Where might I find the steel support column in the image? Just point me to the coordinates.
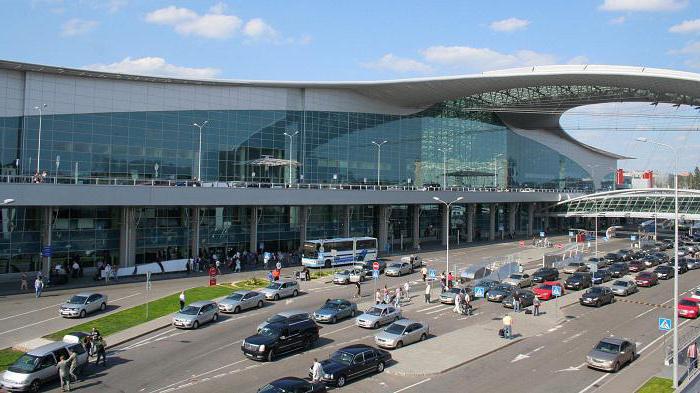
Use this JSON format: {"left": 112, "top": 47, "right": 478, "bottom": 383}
{"left": 249, "top": 207, "right": 258, "bottom": 253}
{"left": 412, "top": 204, "right": 420, "bottom": 249}
{"left": 467, "top": 204, "right": 475, "bottom": 242}
{"left": 489, "top": 204, "right": 496, "bottom": 241}
{"left": 119, "top": 207, "right": 136, "bottom": 267}
{"left": 441, "top": 204, "right": 449, "bottom": 246}
{"left": 527, "top": 203, "right": 535, "bottom": 237}
{"left": 191, "top": 207, "right": 200, "bottom": 259}
{"left": 377, "top": 206, "right": 389, "bottom": 254}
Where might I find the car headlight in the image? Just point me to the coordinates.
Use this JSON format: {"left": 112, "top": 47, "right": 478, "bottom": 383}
{"left": 324, "top": 373, "right": 333, "bottom": 379}
{"left": 258, "top": 345, "right": 265, "bottom": 352}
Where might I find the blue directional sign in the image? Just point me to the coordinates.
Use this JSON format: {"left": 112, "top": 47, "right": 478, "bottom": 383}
{"left": 372, "top": 270, "right": 379, "bottom": 280}
{"left": 428, "top": 268, "right": 437, "bottom": 279}
{"left": 630, "top": 235, "right": 637, "bottom": 241}
{"left": 540, "top": 231, "right": 545, "bottom": 238}
{"left": 659, "top": 317, "right": 672, "bottom": 331}
{"left": 551, "top": 285, "right": 562, "bottom": 297}
{"left": 569, "top": 231, "right": 574, "bottom": 237}
{"left": 41, "top": 246, "right": 53, "bottom": 257}
{"left": 474, "top": 286, "right": 485, "bottom": 298}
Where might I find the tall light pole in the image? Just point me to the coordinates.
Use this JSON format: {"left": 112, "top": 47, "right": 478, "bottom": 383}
{"left": 283, "top": 130, "right": 299, "bottom": 186}
{"left": 636, "top": 136, "right": 679, "bottom": 389}
{"left": 371, "top": 140, "right": 387, "bottom": 186}
{"left": 34, "top": 104, "right": 47, "bottom": 174}
{"left": 437, "top": 148, "right": 450, "bottom": 189}
{"left": 433, "top": 196, "right": 463, "bottom": 280}
{"left": 193, "top": 121, "right": 208, "bottom": 181}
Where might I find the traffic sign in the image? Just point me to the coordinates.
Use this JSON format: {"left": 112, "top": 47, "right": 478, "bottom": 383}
{"left": 630, "top": 235, "right": 637, "bottom": 241}
{"left": 372, "top": 261, "right": 380, "bottom": 271}
{"left": 41, "top": 246, "right": 53, "bottom": 257}
{"left": 428, "top": 268, "right": 437, "bottom": 279}
{"left": 540, "top": 231, "right": 545, "bottom": 238}
{"left": 372, "top": 270, "right": 379, "bottom": 280}
{"left": 474, "top": 286, "right": 485, "bottom": 298}
{"left": 659, "top": 317, "right": 672, "bottom": 331}
{"left": 569, "top": 231, "right": 574, "bottom": 237}
{"left": 555, "top": 243, "right": 563, "bottom": 249}
{"left": 552, "top": 285, "right": 562, "bottom": 297}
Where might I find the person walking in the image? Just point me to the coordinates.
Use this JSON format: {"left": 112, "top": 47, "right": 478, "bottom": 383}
{"left": 375, "top": 289, "right": 382, "bottom": 305}
{"left": 83, "top": 336, "right": 93, "bottom": 358}
{"left": 533, "top": 297, "right": 541, "bottom": 316}
{"left": 94, "top": 336, "right": 107, "bottom": 366}
{"left": 502, "top": 314, "right": 513, "bottom": 339}
{"left": 513, "top": 294, "right": 521, "bottom": 313}
{"left": 394, "top": 287, "right": 401, "bottom": 308}
{"left": 403, "top": 281, "right": 410, "bottom": 301}
{"left": 424, "top": 283, "right": 431, "bottom": 303}
{"left": 267, "top": 270, "right": 273, "bottom": 284}
{"left": 421, "top": 266, "right": 427, "bottom": 281}
{"left": 235, "top": 258, "right": 241, "bottom": 273}
{"left": 186, "top": 258, "right": 192, "bottom": 275}
{"left": 67, "top": 349, "right": 78, "bottom": 383}
{"left": 57, "top": 355, "right": 71, "bottom": 391}
{"left": 447, "top": 272, "right": 454, "bottom": 289}
{"left": 688, "top": 341, "right": 698, "bottom": 370}
{"left": 179, "top": 291, "right": 186, "bottom": 311}
{"left": 20, "top": 273, "right": 28, "bottom": 291}
{"left": 34, "top": 277, "right": 44, "bottom": 298}
{"left": 453, "top": 292, "right": 463, "bottom": 313}
{"left": 354, "top": 281, "right": 361, "bottom": 298}
{"left": 311, "top": 358, "right": 324, "bottom": 383}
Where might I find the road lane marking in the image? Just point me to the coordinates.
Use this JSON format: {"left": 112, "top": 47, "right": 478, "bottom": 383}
{"left": 547, "top": 325, "right": 563, "bottom": 332}
{"left": 120, "top": 329, "right": 177, "bottom": 350}
{"left": 0, "top": 316, "right": 61, "bottom": 336}
{"left": 148, "top": 359, "right": 247, "bottom": 393}
{"left": 325, "top": 324, "right": 356, "bottom": 335}
{"left": 563, "top": 331, "right": 586, "bottom": 343}
{"left": 555, "top": 362, "right": 586, "bottom": 372}
{"left": 577, "top": 373, "right": 608, "bottom": 393}
{"left": 0, "top": 292, "right": 141, "bottom": 323}
{"left": 393, "top": 378, "right": 432, "bottom": 393}
{"left": 416, "top": 304, "right": 444, "bottom": 312}
{"left": 425, "top": 307, "right": 448, "bottom": 315}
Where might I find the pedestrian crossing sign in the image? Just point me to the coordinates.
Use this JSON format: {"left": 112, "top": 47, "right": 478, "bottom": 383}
{"left": 474, "top": 286, "right": 485, "bottom": 298}
{"left": 372, "top": 270, "right": 379, "bottom": 280}
{"left": 659, "top": 318, "right": 672, "bottom": 331}
{"left": 552, "top": 286, "right": 562, "bottom": 297}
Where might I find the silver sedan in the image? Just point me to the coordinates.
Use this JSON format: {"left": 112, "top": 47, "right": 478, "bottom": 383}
{"left": 374, "top": 319, "right": 429, "bottom": 349}
{"left": 385, "top": 262, "right": 412, "bottom": 277}
{"left": 218, "top": 290, "right": 265, "bottom": 313}
{"left": 59, "top": 292, "right": 108, "bottom": 318}
{"left": 356, "top": 304, "right": 402, "bottom": 329}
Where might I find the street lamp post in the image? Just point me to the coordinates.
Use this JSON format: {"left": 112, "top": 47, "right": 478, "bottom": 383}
{"left": 34, "top": 104, "right": 47, "bottom": 175}
{"left": 438, "top": 148, "right": 450, "bottom": 189}
{"left": 636, "top": 136, "right": 679, "bottom": 389}
{"left": 193, "top": 121, "right": 208, "bottom": 181}
{"left": 283, "top": 130, "right": 299, "bottom": 187}
{"left": 371, "top": 140, "right": 388, "bottom": 186}
{"left": 433, "top": 196, "right": 464, "bottom": 280}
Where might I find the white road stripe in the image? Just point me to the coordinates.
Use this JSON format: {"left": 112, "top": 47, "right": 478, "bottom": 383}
{"left": 577, "top": 374, "right": 608, "bottom": 393}
{"left": 0, "top": 316, "right": 61, "bottom": 335}
{"left": 148, "top": 359, "right": 247, "bottom": 393}
{"left": 324, "top": 324, "right": 356, "bottom": 335}
{"left": 393, "top": 378, "right": 432, "bottom": 393}
{"left": 417, "top": 304, "right": 445, "bottom": 313}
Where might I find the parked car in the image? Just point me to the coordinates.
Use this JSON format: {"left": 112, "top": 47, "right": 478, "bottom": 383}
{"left": 682, "top": 258, "right": 700, "bottom": 270}
{"left": 564, "top": 272, "right": 593, "bottom": 291}
{"left": 349, "top": 269, "right": 367, "bottom": 282}
{"left": 610, "top": 279, "right": 638, "bottom": 296}
{"left": 356, "top": 304, "right": 402, "bottom": 329}
{"left": 678, "top": 298, "right": 700, "bottom": 319}
{"left": 310, "top": 345, "right": 391, "bottom": 387}
{"left": 586, "top": 338, "right": 636, "bottom": 372}
{"left": 532, "top": 268, "right": 559, "bottom": 283}
{"left": 603, "top": 252, "right": 622, "bottom": 263}
{"left": 374, "top": 319, "right": 429, "bottom": 349}
{"left": 634, "top": 271, "right": 658, "bottom": 287}
{"left": 333, "top": 270, "right": 354, "bottom": 285}
{"left": 257, "top": 377, "right": 326, "bottom": 393}
{"left": 641, "top": 256, "right": 660, "bottom": 268}
{"left": 172, "top": 301, "right": 219, "bottom": 329}
{"left": 257, "top": 310, "right": 310, "bottom": 332}
{"left": 627, "top": 260, "right": 646, "bottom": 273}
{"left": 533, "top": 281, "right": 565, "bottom": 300}
{"left": 313, "top": 299, "right": 358, "bottom": 324}
{"left": 259, "top": 280, "right": 300, "bottom": 301}
{"left": 218, "top": 290, "right": 265, "bottom": 314}
{"left": 587, "top": 257, "right": 608, "bottom": 270}
{"left": 592, "top": 269, "right": 612, "bottom": 285}
{"left": 618, "top": 249, "right": 634, "bottom": 261}
{"left": 401, "top": 255, "right": 423, "bottom": 269}
{"left": 503, "top": 290, "right": 536, "bottom": 309}
{"left": 472, "top": 278, "right": 501, "bottom": 295}
{"left": 487, "top": 284, "right": 517, "bottom": 302}
{"left": 677, "top": 261, "right": 689, "bottom": 275}
{"left": 439, "top": 287, "right": 472, "bottom": 304}
{"left": 502, "top": 273, "right": 532, "bottom": 288}
{"left": 579, "top": 286, "right": 615, "bottom": 307}
{"left": 653, "top": 265, "right": 674, "bottom": 280}
{"left": 242, "top": 316, "right": 319, "bottom": 361}
{"left": 609, "top": 262, "right": 629, "bottom": 278}
{"left": 355, "top": 259, "right": 386, "bottom": 273}
{"left": 0, "top": 340, "right": 89, "bottom": 392}
{"left": 58, "top": 292, "right": 108, "bottom": 318}
{"left": 384, "top": 262, "right": 412, "bottom": 277}
{"left": 563, "top": 262, "right": 589, "bottom": 274}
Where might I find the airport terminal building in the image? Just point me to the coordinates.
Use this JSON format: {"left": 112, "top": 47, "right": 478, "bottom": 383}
{"left": 2, "top": 60, "right": 698, "bottom": 275}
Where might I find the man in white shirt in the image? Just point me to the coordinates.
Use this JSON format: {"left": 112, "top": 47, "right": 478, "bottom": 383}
{"left": 311, "top": 358, "right": 324, "bottom": 382}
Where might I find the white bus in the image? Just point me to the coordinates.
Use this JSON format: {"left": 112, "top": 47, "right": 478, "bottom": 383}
{"left": 301, "top": 237, "right": 378, "bottom": 268}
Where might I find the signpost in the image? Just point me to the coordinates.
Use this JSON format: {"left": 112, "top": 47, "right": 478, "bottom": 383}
{"left": 428, "top": 268, "right": 437, "bottom": 280}
{"left": 552, "top": 285, "right": 562, "bottom": 319}
{"left": 41, "top": 246, "right": 53, "bottom": 257}
{"left": 373, "top": 261, "right": 380, "bottom": 271}
{"left": 146, "top": 272, "right": 152, "bottom": 320}
{"left": 539, "top": 231, "right": 545, "bottom": 238}
{"left": 659, "top": 317, "right": 672, "bottom": 332}
{"left": 474, "top": 286, "right": 485, "bottom": 298}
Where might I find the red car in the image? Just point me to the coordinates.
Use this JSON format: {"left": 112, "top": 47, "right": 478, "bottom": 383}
{"left": 533, "top": 281, "right": 565, "bottom": 300}
{"left": 635, "top": 272, "right": 658, "bottom": 287}
{"left": 679, "top": 298, "right": 700, "bottom": 319}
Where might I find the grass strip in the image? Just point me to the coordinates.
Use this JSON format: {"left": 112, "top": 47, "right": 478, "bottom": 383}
{"left": 636, "top": 377, "right": 673, "bottom": 393}
{"left": 0, "top": 348, "right": 23, "bottom": 372}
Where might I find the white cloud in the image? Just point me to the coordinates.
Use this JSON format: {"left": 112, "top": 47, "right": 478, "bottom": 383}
{"left": 145, "top": 5, "right": 241, "bottom": 39}
{"left": 84, "top": 57, "right": 221, "bottom": 78}
{"left": 243, "top": 18, "right": 278, "bottom": 41}
{"left": 103, "top": 0, "right": 127, "bottom": 13}
{"left": 609, "top": 16, "right": 626, "bottom": 24}
{"left": 421, "top": 46, "right": 557, "bottom": 70}
{"left": 489, "top": 17, "right": 530, "bottom": 32}
{"left": 599, "top": 0, "right": 687, "bottom": 12}
{"left": 669, "top": 19, "right": 700, "bottom": 33}
{"left": 567, "top": 55, "right": 590, "bottom": 64}
{"left": 362, "top": 54, "right": 432, "bottom": 74}
{"left": 61, "top": 18, "right": 98, "bottom": 36}
{"left": 669, "top": 41, "right": 700, "bottom": 55}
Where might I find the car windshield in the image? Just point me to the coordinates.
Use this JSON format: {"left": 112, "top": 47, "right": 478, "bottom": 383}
{"left": 258, "top": 326, "right": 280, "bottom": 337}
{"left": 257, "top": 384, "right": 285, "bottom": 393}
{"left": 385, "top": 323, "right": 407, "bottom": 335}
{"left": 331, "top": 351, "right": 354, "bottom": 365}
{"left": 594, "top": 271, "right": 607, "bottom": 277}
{"left": 337, "top": 270, "right": 350, "bottom": 275}
{"left": 447, "top": 288, "right": 462, "bottom": 294}
{"left": 612, "top": 263, "right": 625, "bottom": 268}
{"left": 388, "top": 263, "right": 401, "bottom": 268}
{"left": 595, "top": 341, "right": 621, "bottom": 354}
{"left": 67, "top": 295, "right": 88, "bottom": 304}
{"left": 323, "top": 302, "right": 341, "bottom": 310}
{"left": 226, "top": 293, "right": 244, "bottom": 301}
{"left": 638, "top": 273, "right": 653, "bottom": 278}
{"left": 613, "top": 280, "right": 629, "bottom": 287}
{"left": 266, "top": 283, "right": 282, "bottom": 290}
{"left": 267, "top": 314, "right": 288, "bottom": 323}
{"left": 8, "top": 354, "right": 40, "bottom": 373}
{"left": 680, "top": 299, "right": 698, "bottom": 307}
{"left": 539, "top": 284, "right": 553, "bottom": 290}
{"left": 366, "top": 307, "right": 383, "bottom": 316}
{"left": 568, "top": 263, "right": 582, "bottom": 267}
{"left": 587, "top": 287, "right": 604, "bottom": 294}
{"left": 494, "top": 285, "right": 512, "bottom": 292}
{"left": 179, "top": 306, "right": 199, "bottom": 315}
{"left": 509, "top": 274, "right": 524, "bottom": 279}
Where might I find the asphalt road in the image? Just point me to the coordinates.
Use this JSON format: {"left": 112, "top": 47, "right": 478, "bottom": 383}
{"left": 24, "top": 237, "right": 658, "bottom": 393}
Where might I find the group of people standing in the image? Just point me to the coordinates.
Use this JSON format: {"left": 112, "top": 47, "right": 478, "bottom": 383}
{"left": 58, "top": 328, "right": 106, "bottom": 391}
{"left": 374, "top": 283, "right": 410, "bottom": 307}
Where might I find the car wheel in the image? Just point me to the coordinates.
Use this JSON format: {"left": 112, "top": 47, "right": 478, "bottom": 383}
{"left": 336, "top": 375, "right": 347, "bottom": 387}
{"left": 612, "top": 362, "right": 620, "bottom": 372}
{"left": 377, "top": 361, "right": 385, "bottom": 373}
{"left": 331, "top": 316, "right": 337, "bottom": 324}
{"left": 267, "top": 350, "right": 275, "bottom": 362}
{"left": 257, "top": 300, "right": 264, "bottom": 308}
{"left": 29, "top": 380, "right": 40, "bottom": 393}
{"left": 193, "top": 321, "right": 199, "bottom": 329}
{"left": 373, "top": 322, "right": 379, "bottom": 329}
{"left": 396, "top": 341, "right": 403, "bottom": 349}
{"left": 79, "top": 310, "right": 86, "bottom": 318}
{"left": 595, "top": 300, "right": 601, "bottom": 308}
{"left": 292, "top": 289, "right": 298, "bottom": 297}
{"left": 100, "top": 303, "right": 107, "bottom": 311}
{"left": 420, "top": 333, "right": 427, "bottom": 341}
{"left": 213, "top": 313, "right": 219, "bottom": 322}
{"left": 351, "top": 310, "right": 356, "bottom": 317}
{"left": 234, "top": 306, "right": 241, "bottom": 314}
{"left": 274, "top": 294, "right": 280, "bottom": 301}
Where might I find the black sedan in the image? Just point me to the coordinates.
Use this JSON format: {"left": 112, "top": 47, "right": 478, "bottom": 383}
{"left": 311, "top": 344, "right": 391, "bottom": 387}
{"left": 592, "top": 269, "right": 612, "bottom": 285}
{"left": 564, "top": 272, "right": 592, "bottom": 291}
{"left": 532, "top": 268, "right": 559, "bottom": 283}
{"left": 258, "top": 377, "right": 326, "bottom": 393}
{"left": 503, "top": 290, "right": 536, "bottom": 309}
{"left": 579, "top": 286, "right": 615, "bottom": 307}
{"left": 654, "top": 265, "right": 674, "bottom": 280}
{"left": 609, "top": 262, "right": 629, "bottom": 278}
{"left": 486, "top": 284, "right": 517, "bottom": 302}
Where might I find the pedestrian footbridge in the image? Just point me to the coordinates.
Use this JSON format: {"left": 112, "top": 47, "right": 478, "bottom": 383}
{"left": 550, "top": 188, "right": 700, "bottom": 221}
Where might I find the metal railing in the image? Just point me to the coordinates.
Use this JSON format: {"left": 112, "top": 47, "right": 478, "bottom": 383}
{"left": 0, "top": 174, "right": 591, "bottom": 194}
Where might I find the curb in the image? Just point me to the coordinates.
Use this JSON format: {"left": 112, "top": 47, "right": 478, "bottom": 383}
{"left": 385, "top": 336, "right": 525, "bottom": 377}
{"left": 106, "top": 322, "right": 172, "bottom": 350}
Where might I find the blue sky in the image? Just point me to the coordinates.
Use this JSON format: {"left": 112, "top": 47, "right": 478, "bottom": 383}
{"left": 1, "top": 0, "right": 700, "bottom": 172}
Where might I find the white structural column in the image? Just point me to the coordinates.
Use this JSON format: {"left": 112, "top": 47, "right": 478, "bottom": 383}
{"left": 299, "top": 206, "right": 308, "bottom": 245}
{"left": 467, "top": 204, "right": 475, "bottom": 243}
{"left": 249, "top": 207, "right": 258, "bottom": 253}
{"left": 412, "top": 205, "right": 420, "bottom": 249}
{"left": 509, "top": 203, "right": 518, "bottom": 236}
{"left": 119, "top": 207, "right": 136, "bottom": 267}
{"left": 489, "top": 204, "right": 497, "bottom": 241}
{"left": 527, "top": 203, "right": 535, "bottom": 237}
{"left": 343, "top": 206, "right": 351, "bottom": 237}
{"left": 441, "top": 204, "right": 449, "bottom": 246}
{"left": 190, "top": 207, "right": 200, "bottom": 259}
{"left": 41, "top": 207, "right": 53, "bottom": 277}
{"left": 377, "top": 206, "right": 390, "bottom": 254}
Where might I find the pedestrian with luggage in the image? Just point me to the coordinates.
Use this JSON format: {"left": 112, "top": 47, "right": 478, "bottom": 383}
{"left": 513, "top": 295, "right": 521, "bottom": 313}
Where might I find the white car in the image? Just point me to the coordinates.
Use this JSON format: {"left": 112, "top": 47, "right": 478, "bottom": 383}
{"left": 259, "top": 280, "right": 300, "bottom": 301}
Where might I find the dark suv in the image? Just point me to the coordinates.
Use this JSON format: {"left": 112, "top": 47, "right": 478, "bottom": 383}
{"left": 310, "top": 344, "right": 391, "bottom": 388}
{"left": 242, "top": 317, "right": 319, "bottom": 361}
{"left": 564, "top": 272, "right": 593, "bottom": 291}
{"left": 609, "top": 262, "right": 629, "bottom": 278}
{"left": 532, "top": 268, "right": 559, "bottom": 283}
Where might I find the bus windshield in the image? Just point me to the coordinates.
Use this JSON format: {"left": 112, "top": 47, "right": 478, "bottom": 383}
{"left": 302, "top": 242, "right": 319, "bottom": 259}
